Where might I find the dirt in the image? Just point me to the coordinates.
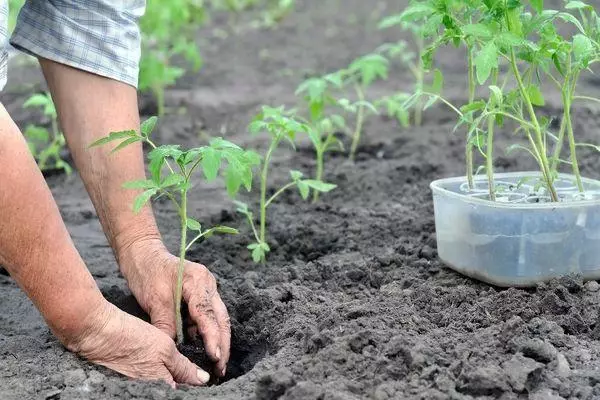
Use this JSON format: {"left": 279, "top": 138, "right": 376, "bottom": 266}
{"left": 2, "top": 0, "right": 600, "bottom": 399}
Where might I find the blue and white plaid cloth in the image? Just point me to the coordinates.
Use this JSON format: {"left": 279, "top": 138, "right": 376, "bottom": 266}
{"left": 0, "top": 0, "right": 145, "bottom": 91}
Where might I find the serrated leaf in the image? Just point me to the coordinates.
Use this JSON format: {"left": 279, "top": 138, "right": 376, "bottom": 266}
{"left": 378, "top": 14, "right": 404, "bottom": 29}
{"left": 110, "top": 136, "right": 142, "bottom": 153}
{"left": 398, "top": 3, "right": 436, "bottom": 22}
{"left": 149, "top": 155, "right": 165, "bottom": 184}
{"left": 462, "top": 23, "right": 493, "bottom": 39}
{"left": 460, "top": 100, "right": 486, "bottom": 113}
{"left": 475, "top": 42, "right": 498, "bottom": 85}
{"left": 122, "top": 179, "right": 157, "bottom": 190}
{"left": 160, "top": 173, "right": 185, "bottom": 188}
{"left": 431, "top": 69, "right": 444, "bottom": 94}
{"left": 133, "top": 189, "right": 158, "bottom": 214}
{"left": 527, "top": 85, "right": 545, "bottom": 106}
{"left": 290, "top": 170, "right": 304, "bottom": 181}
{"left": 141, "top": 116, "right": 158, "bottom": 137}
{"left": 201, "top": 147, "right": 221, "bottom": 181}
{"left": 23, "top": 94, "right": 50, "bottom": 109}
{"left": 573, "top": 34, "right": 593, "bottom": 65}
{"left": 89, "top": 130, "right": 137, "bottom": 148}
{"left": 186, "top": 218, "right": 202, "bottom": 231}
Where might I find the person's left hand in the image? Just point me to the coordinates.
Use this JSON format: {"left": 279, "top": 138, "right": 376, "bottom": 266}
{"left": 118, "top": 239, "right": 231, "bottom": 378}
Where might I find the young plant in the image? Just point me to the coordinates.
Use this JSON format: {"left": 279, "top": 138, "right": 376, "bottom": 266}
{"left": 22, "top": 92, "right": 72, "bottom": 175}
{"left": 378, "top": 11, "right": 439, "bottom": 126}
{"left": 235, "top": 106, "right": 336, "bottom": 263}
{"left": 295, "top": 73, "right": 346, "bottom": 202}
{"left": 138, "top": 0, "right": 205, "bottom": 116}
{"left": 332, "top": 53, "right": 388, "bottom": 161}
{"left": 405, "top": 0, "right": 600, "bottom": 202}
{"left": 90, "top": 116, "right": 259, "bottom": 345}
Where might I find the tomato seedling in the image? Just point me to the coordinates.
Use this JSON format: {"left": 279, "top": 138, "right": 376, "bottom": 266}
{"left": 400, "top": 0, "right": 600, "bottom": 202}
{"left": 235, "top": 106, "right": 336, "bottom": 263}
{"left": 295, "top": 73, "right": 346, "bottom": 202}
{"left": 90, "top": 116, "right": 259, "bottom": 345}
{"left": 22, "top": 92, "right": 72, "bottom": 175}
{"left": 333, "top": 53, "right": 388, "bottom": 161}
{"left": 139, "top": 0, "right": 205, "bottom": 116}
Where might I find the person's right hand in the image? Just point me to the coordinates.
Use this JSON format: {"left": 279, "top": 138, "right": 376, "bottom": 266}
{"left": 64, "top": 301, "right": 210, "bottom": 388}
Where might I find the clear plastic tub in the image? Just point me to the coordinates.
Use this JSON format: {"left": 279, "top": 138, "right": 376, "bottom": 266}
{"left": 430, "top": 172, "right": 600, "bottom": 287}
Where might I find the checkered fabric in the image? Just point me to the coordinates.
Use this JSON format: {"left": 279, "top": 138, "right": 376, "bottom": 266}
{"left": 0, "top": 1, "right": 8, "bottom": 91}
{"left": 1, "top": 0, "right": 145, "bottom": 92}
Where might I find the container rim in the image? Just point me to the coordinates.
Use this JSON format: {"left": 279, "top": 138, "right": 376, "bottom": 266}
{"left": 430, "top": 171, "right": 600, "bottom": 209}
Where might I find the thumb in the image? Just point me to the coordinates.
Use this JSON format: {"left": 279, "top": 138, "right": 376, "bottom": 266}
{"left": 150, "top": 309, "right": 177, "bottom": 339}
{"left": 165, "top": 346, "right": 211, "bottom": 386}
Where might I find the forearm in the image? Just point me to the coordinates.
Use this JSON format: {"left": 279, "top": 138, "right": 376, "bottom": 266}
{"left": 39, "top": 59, "right": 164, "bottom": 276}
{"left": 0, "top": 104, "right": 106, "bottom": 346}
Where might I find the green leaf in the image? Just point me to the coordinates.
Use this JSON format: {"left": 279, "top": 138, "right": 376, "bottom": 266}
{"left": 251, "top": 245, "right": 265, "bottom": 263}
{"left": 160, "top": 173, "right": 185, "bottom": 188}
{"left": 573, "top": 34, "right": 593, "bottom": 65}
{"left": 431, "top": 69, "right": 444, "bottom": 94}
{"left": 133, "top": 189, "right": 158, "bottom": 214}
{"left": 297, "top": 180, "right": 310, "bottom": 200}
{"left": 149, "top": 156, "right": 165, "bottom": 184}
{"left": 141, "top": 116, "right": 158, "bottom": 137}
{"left": 378, "top": 14, "right": 404, "bottom": 29}
{"left": 489, "top": 86, "right": 504, "bottom": 106}
{"left": 460, "top": 100, "right": 486, "bottom": 113}
{"left": 24, "top": 125, "right": 50, "bottom": 142}
{"left": 110, "top": 136, "right": 142, "bottom": 153}
{"left": 89, "top": 130, "right": 137, "bottom": 148}
{"left": 527, "top": 85, "right": 545, "bottom": 106}
{"left": 290, "top": 170, "right": 304, "bottom": 181}
{"left": 186, "top": 218, "right": 202, "bottom": 231}
{"left": 303, "top": 180, "right": 337, "bottom": 192}
{"left": 565, "top": 1, "right": 591, "bottom": 10}
{"left": 122, "top": 179, "right": 157, "bottom": 190}
{"left": 210, "top": 226, "right": 239, "bottom": 235}
{"left": 475, "top": 42, "right": 498, "bottom": 85}
{"left": 201, "top": 147, "right": 221, "bottom": 181}
{"left": 398, "top": 3, "right": 436, "bottom": 22}
{"left": 462, "top": 23, "right": 493, "bottom": 39}
{"left": 530, "top": 0, "right": 543, "bottom": 13}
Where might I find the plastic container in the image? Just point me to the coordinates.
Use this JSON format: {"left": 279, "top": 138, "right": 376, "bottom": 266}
{"left": 430, "top": 171, "right": 600, "bottom": 287}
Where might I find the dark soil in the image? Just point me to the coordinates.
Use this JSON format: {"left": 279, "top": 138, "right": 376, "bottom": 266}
{"left": 2, "top": 0, "right": 600, "bottom": 399}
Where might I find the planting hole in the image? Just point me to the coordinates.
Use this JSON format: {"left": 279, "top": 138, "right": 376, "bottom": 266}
{"left": 102, "top": 285, "right": 268, "bottom": 385}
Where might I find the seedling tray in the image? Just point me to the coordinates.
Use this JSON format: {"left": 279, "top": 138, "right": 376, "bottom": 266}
{"left": 430, "top": 172, "right": 600, "bottom": 287}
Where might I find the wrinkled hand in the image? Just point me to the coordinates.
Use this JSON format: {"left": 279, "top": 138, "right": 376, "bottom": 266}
{"left": 120, "top": 240, "right": 231, "bottom": 377}
{"left": 67, "top": 301, "right": 210, "bottom": 388}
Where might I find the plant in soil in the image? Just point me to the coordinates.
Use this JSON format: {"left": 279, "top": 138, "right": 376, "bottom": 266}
{"left": 235, "top": 106, "right": 336, "bottom": 263}
{"left": 330, "top": 53, "right": 389, "bottom": 161}
{"left": 90, "top": 116, "right": 260, "bottom": 345}
{"left": 378, "top": 8, "right": 440, "bottom": 127}
{"left": 22, "top": 92, "right": 72, "bottom": 175}
{"left": 138, "top": 0, "right": 205, "bottom": 117}
{"left": 399, "top": 0, "right": 600, "bottom": 202}
{"left": 295, "top": 73, "right": 346, "bottom": 202}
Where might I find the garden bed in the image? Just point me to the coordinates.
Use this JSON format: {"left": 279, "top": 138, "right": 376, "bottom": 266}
{"left": 2, "top": 0, "right": 600, "bottom": 399}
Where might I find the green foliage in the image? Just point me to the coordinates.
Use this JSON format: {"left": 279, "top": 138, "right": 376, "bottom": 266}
{"left": 90, "top": 116, "right": 258, "bottom": 344}
{"left": 397, "top": 0, "right": 600, "bottom": 201}
{"left": 22, "top": 92, "right": 72, "bottom": 175}
{"left": 138, "top": 0, "right": 206, "bottom": 116}
{"left": 237, "top": 106, "right": 336, "bottom": 263}
{"left": 7, "top": 0, "right": 24, "bottom": 32}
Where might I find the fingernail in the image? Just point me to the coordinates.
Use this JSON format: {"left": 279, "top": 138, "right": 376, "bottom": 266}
{"left": 215, "top": 347, "right": 222, "bottom": 361}
{"left": 197, "top": 369, "right": 210, "bottom": 385}
{"left": 221, "top": 367, "right": 227, "bottom": 377}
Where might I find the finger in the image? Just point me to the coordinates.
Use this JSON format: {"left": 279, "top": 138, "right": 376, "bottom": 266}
{"left": 165, "top": 344, "right": 211, "bottom": 386}
{"left": 188, "top": 291, "right": 222, "bottom": 363}
{"left": 213, "top": 297, "right": 231, "bottom": 377}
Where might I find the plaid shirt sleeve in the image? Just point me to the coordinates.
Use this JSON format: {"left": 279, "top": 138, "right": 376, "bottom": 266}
{"left": 0, "top": 1, "right": 8, "bottom": 91}
{"left": 9, "top": 0, "right": 146, "bottom": 88}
